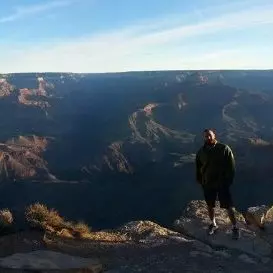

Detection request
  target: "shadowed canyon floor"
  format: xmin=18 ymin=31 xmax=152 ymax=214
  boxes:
xmin=1 ymin=71 xmax=273 ymax=230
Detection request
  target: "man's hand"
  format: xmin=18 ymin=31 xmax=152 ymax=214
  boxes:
xmin=195 ymin=151 xmax=203 ymax=185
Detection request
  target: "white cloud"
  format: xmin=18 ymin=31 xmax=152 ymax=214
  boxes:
xmin=1 ymin=2 xmax=273 ymax=72
xmin=0 ymin=0 xmax=72 ymax=23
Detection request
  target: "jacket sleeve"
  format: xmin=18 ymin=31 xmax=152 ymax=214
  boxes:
xmin=223 ymin=145 xmax=235 ymax=184
xmin=195 ymin=150 xmax=202 ymax=183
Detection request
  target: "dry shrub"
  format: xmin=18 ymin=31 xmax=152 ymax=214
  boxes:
xmin=25 ymin=203 xmax=48 ymax=226
xmin=46 ymin=209 xmax=65 ymax=228
xmin=73 ymin=221 xmax=91 ymax=234
xmin=0 ymin=209 xmax=13 ymax=227
xmin=25 ymin=203 xmax=93 ymax=238
xmin=25 ymin=203 xmax=64 ymax=230
xmin=62 ymin=221 xmax=91 ymax=238
xmin=63 ymin=221 xmax=74 ymax=230
xmin=57 ymin=228 xmax=74 ymax=238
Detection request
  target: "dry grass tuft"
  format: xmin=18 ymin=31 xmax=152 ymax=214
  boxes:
xmin=25 ymin=203 xmax=64 ymax=230
xmin=56 ymin=228 xmax=74 ymax=238
xmin=25 ymin=203 xmax=94 ymax=239
xmin=81 ymin=231 xmax=129 ymax=242
xmin=0 ymin=209 xmax=13 ymax=227
xmin=73 ymin=221 xmax=91 ymax=234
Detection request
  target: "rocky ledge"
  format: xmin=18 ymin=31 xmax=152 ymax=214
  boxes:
xmin=0 ymin=200 xmax=272 ymax=272
xmin=174 ymin=200 xmax=273 ymax=261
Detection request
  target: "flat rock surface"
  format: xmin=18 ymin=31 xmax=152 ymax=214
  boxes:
xmin=174 ymin=200 xmax=273 ymax=259
xmin=45 ymin=224 xmax=273 ymax=273
xmin=0 ymin=250 xmax=101 ymax=271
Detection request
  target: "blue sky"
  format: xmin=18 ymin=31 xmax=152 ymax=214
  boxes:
xmin=0 ymin=0 xmax=272 ymax=73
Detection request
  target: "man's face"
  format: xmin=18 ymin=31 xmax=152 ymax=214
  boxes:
xmin=203 ymin=130 xmax=216 ymax=145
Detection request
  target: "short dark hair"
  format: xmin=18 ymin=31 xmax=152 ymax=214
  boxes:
xmin=203 ymin=128 xmax=216 ymax=134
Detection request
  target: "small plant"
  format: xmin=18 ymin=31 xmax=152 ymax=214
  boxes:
xmin=73 ymin=221 xmax=91 ymax=234
xmin=25 ymin=203 xmax=64 ymax=230
xmin=0 ymin=209 xmax=13 ymax=227
xmin=25 ymin=203 xmax=92 ymax=238
xmin=46 ymin=209 xmax=65 ymax=228
xmin=25 ymin=203 xmax=49 ymax=226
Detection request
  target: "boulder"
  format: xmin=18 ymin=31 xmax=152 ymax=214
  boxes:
xmin=244 ymin=205 xmax=273 ymax=248
xmin=265 ymin=206 xmax=273 ymax=223
xmin=118 ymin=220 xmax=179 ymax=240
xmin=245 ymin=205 xmax=270 ymax=229
xmin=174 ymin=200 xmax=272 ymax=258
xmin=117 ymin=220 xmax=192 ymax=246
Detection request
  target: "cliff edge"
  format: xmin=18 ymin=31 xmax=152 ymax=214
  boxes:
xmin=0 ymin=200 xmax=272 ymax=272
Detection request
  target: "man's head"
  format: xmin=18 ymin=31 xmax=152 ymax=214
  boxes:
xmin=203 ymin=129 xmax=217 ymax=145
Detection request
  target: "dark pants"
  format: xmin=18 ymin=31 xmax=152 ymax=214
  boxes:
xmin=202 ymin=184 xmax=233 ymax=209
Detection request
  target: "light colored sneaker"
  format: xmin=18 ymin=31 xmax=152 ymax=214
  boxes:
xmin=208 ymin=224 xmax=218 ymax=235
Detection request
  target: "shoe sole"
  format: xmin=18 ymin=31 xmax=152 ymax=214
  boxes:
xmin=208 ymin=227 xmax=219 ymax=235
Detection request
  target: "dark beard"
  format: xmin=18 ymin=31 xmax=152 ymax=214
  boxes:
xmin=204 ymin=140 xmax=217 ymax=147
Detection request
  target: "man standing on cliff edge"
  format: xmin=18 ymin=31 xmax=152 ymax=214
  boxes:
xmin=195 ymin=129 xmax=240 ymax=239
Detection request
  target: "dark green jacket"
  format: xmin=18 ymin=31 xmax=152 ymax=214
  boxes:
xmin=195 ymin=142 xmax=235 ymax=188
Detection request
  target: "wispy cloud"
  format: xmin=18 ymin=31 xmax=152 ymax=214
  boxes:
xmin=118 ymin=4 xmax=273 ymax=48
xmin=1 ymin=1 xmax=273 ymax=72
xmin=0 ymin=0 xmax=72 ymax=23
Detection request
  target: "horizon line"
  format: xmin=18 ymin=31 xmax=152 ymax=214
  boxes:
xmin=1 ymin=68 xmax=273 ymax=75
